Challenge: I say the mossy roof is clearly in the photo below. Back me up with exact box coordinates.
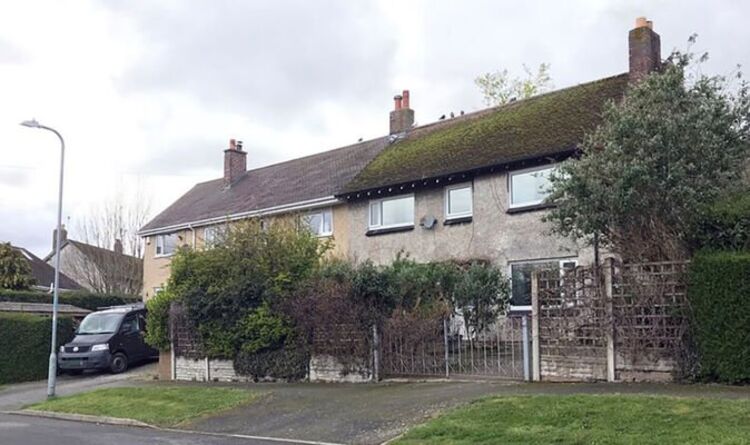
[341,73,630,194]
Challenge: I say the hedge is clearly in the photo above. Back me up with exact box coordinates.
[0,313,75,384]
[695,190,750,251]
[688,251,750,383]
[0,289,139,311]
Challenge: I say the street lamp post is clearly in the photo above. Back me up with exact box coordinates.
[21,119,65,398]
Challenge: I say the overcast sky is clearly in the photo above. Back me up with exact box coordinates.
[1,0,748,256]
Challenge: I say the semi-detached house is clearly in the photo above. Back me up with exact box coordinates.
[139,18,661,313]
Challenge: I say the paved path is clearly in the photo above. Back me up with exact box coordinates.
[0,361,157,411]
[0,413,319,445]
[186,380,750,445]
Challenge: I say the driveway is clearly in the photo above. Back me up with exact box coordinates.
[0,361,156,411]
[184,380,750,445]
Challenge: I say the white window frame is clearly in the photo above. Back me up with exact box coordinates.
[508,164,557,209]
[368,194,415,230]
[302,207,334,237]
[508,257,578,312]
[155,233,179,258]
[444,183,473,220]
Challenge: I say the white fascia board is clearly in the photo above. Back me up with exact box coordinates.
[137,196,341,237]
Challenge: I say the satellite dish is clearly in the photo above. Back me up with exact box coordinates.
[421,215,437,229]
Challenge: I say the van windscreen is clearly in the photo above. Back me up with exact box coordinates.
[78,313,123,335]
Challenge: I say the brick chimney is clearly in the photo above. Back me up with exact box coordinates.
[629,17,661,82]
[52,225,67,251]
[224,138,247,188]
[113,239,123,254]
[389,89,415,134]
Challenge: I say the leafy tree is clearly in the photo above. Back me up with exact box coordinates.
[452,262,510,335]
[545,52,750,261]
[475,63,552,107]
[0,243,35,290]
[166,219,329,358]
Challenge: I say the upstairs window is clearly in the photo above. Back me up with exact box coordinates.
[303,208,333,237]
[155,233,178,257]
[369,194,414,229]
[509,165,556,208]
[203,225,226,247]
[445,184,473,219]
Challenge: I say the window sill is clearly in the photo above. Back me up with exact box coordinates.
[154,253,176,259]
[366,225,414,237]
[443,216,473,226]
[506,202,554,215]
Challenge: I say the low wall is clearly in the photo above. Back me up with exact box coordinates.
[309,354,372,383]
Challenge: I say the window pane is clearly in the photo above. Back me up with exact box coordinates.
[162,234,178,255]
[510,261,558,306]
[369,202,381,227]
[448,187,472,216]
[305,213,323,235]
[381,196,414,226]
[511,167,553,206]
[322,209,332,234]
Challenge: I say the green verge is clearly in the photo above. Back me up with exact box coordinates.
[394,395,750,445]
[26,386,256,427]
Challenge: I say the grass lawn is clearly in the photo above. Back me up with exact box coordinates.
[26,386,256,427]
[394,394,750,445]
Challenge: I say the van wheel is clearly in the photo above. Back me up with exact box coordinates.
[110,353,128,374]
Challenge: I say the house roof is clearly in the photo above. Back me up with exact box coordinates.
[140,137,389,233]
[12,246,82,290]
[341,73,630,195]
[47,240,142,270]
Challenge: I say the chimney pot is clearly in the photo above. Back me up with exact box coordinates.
[393,94,403,110]
[402,90,410,109]
[229,138,236,150]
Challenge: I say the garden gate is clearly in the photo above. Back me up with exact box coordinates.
[379,313,531,380]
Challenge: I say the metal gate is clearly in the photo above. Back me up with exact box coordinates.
[379,314,531,380]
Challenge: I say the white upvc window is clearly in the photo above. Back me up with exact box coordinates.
[303,208,333,237]
[155,233,179,257]
[368,194,415,229]
[445,183,473,220]
[509,164,556,208]
[508,258,577,311]
[203,225,226,247]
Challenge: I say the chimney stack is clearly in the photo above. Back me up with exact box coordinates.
[629,16,661,82]
[52,225,67,251]
[223,138,247,188]
[114,239,123,254]
[389,89,415,134]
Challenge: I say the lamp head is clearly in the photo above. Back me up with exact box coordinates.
[20,119,40,128]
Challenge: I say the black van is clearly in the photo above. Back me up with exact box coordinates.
[58,304,158,374]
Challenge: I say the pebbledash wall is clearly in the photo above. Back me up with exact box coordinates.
[344,169,596,273]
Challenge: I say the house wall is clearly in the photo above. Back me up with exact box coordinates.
[48,245,99,292]
[345,170,594,270]
[141,205,350,301]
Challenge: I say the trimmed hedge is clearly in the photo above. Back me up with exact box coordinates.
[688,251,750,383]
[0,289,139,311]
[0,313,75,384]
[695,190,750,251]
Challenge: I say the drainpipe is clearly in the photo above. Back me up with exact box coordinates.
[187,224,196,248]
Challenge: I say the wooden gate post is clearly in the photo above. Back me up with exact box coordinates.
[604,257,616,382]
[531,270,541,381]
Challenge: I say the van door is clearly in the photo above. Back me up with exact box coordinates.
[117,314,143,362]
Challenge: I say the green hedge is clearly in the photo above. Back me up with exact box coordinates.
[0,289,139,311]
[0,313,75,384]
[695,191,750,251]
[688,251,750,383]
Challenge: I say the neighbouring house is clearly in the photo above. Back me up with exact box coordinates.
[45,227,143,296]
[10,245,82,292]
[142,18,664,382]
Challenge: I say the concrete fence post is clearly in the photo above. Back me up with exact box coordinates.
[521,315,530,381]
[170,341,176,380]
[604,257,616,382]
[443,318,450,378]
[205,357,211,382]
[372,324,380,382]
[531,270,541,381]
